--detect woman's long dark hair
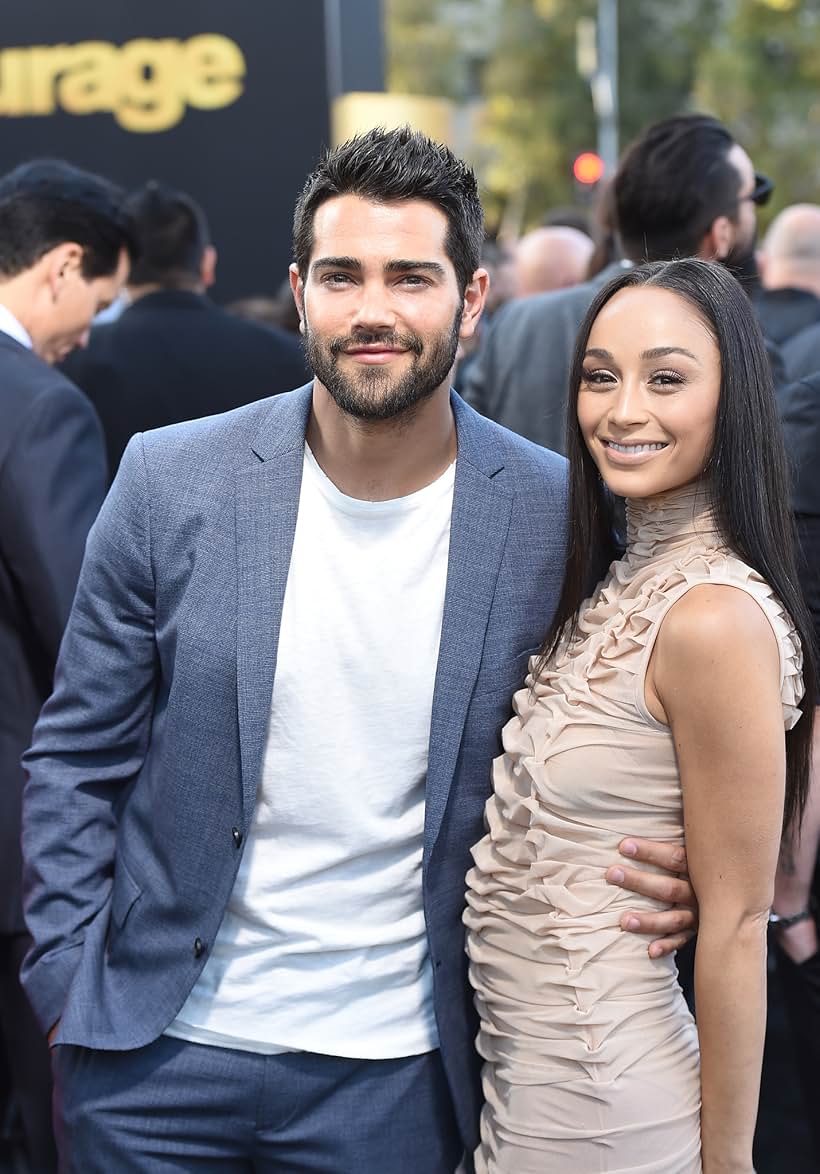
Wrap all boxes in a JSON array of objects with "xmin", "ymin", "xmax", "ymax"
[{"xmin": 538, "ymin": 257, "xmax": 817, "ymax": 832}]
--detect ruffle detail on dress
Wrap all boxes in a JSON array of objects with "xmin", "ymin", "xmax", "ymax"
[{"xmin": 464, "ymin": 483, "xmax": 806, "ymax": 1148}]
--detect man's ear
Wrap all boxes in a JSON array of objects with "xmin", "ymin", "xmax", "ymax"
[
  {"xmin": 200, "ymin": 245, "xmax": 217, "ymax": 288},
  {"xmin": 44, "ymin": 242, "xmax": 84, "ymax": 298},
  {"xmin": 700, "ymin": 216, "xmax": 733, "ymax": 262},
  {"xmin": 458, "ymin": 267, "xmax": 490, "ymax": 342},
  {"xmin": 289, "ymin": 263, "xmax": 306, "ymax": 333}
]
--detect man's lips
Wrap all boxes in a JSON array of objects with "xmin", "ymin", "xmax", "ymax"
[{"xmin": 342, "ymin": 346, "xmax": 408, "ymax": 364}]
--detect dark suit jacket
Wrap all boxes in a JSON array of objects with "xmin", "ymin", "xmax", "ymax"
[
  {"xmin": 61, "ymin": 290, "xmax": 309, "ymax": 480},
  {"xmin": 0, "ymin": 332, "xmax": 106, "ymax": 933},
  {"xmin": 779, "ymin": 372, "xmax": 820, "ymax": 648},
  {"xmin": 755, "ymin": 287, "xmax": 820, "ymax": 350},
  {"xmin": 784, "ymin": 320, "xmax": 820, "ymax": 383},
  {"xmin": 458, "ymin": 262, "xmax": 629, "ymax": 453},
  {"xmin": 22, "ymin": 387, "xmax": 567, "ymax": 1152}
]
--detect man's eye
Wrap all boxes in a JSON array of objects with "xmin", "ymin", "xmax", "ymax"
[
  {"xmin": 323, "ymin": 273, "xmax": 353, "ymax": 285},
  {"xmin": 400, "ymin": 274, "xmax": 428, "ymax": 287}
]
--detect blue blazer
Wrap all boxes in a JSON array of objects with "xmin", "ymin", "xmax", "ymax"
[{"xmin": 22, "ymin": 385, "xmax": 567, "ymax": 1151}]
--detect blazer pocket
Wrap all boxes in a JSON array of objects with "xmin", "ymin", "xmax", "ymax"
[{"xmin": 110, "ymin": 854, "xmax": 143, "ymax": 932}]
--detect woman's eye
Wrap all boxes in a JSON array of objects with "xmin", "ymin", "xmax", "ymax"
[
  {"xmin": 651, "ymin": 370, "xmax": 685, "ymax": 387},
  {"xmin": 581, "ymin": 368, "xmax": 615, "ymax": 385}
]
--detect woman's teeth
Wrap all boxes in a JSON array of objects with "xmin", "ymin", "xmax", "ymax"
[{"xmin": 606, "ymin": 441, "xmax": 667, "ymax": 453}]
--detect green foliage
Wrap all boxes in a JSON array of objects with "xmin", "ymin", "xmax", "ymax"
[
  {"xmin": 694, "ymin": 0, "xmax": 820, "ymax": 221},
  {"xmin": 385, "ymin": 0, "xmax": 820, "ymax": 231}
]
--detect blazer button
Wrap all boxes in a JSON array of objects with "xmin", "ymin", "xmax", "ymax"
[
  {"xmin": 193, "ymin": 937, "xmax": 205, "ymax": 958},
  {"xmin": 232, "ymin": 827, "xmax": 243, "ymax": 848}
]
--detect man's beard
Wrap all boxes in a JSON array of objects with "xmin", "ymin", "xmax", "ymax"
[
  {"xmin": 723, "ymin": 228, "xmax": 761, "ymax": 297},
  {"xmin": 303, "ymin": 308, "xmax": 462, "ymax": 422}
]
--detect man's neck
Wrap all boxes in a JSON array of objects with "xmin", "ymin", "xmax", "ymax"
[
  {"xmin": 0, "ymin": 276, "xmax": 36, "ymax": 338},
  {"xmin": 305, "ymin": 381, "xmax": 457, "ymax": 502},
  {"xmin": 127, "ymin": 280, "xmax": 204, "ymax": 303}
]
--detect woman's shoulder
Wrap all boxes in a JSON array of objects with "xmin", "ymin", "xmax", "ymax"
[
  {"xmin": 658, "ymin": 580, "xmax": 778, "ymax": 659},
  {"xmin": 653, "ymin": 559, "xmax": 804, "ymax": 728}
]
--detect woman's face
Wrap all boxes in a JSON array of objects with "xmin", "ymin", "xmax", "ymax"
[{"xmin": 577, "ymin": 286, "xmax": 721, "ymax": 501}]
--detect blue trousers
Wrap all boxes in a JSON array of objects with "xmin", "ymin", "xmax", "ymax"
[{"xmin": 52, "ymin": 1036, "xmax": 463, "ymax": 1172}]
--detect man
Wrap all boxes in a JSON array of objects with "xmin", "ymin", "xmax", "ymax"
[
  {"xmin": 462, "ymin": 113, "xmax": 771, "ymax": 452},
  {"xmin": 512, "ymin": 225, "xmax": 594, "ymax": 297},
  {"xmin": 756, "ymin": 203, "xmax": 820, "ymax": 350},
  {"xmin": 22, "ymin": 128, "xmax": 694, "ymax": 1172},
  {"xmin": 62, "ymin": 181, "xmax": 309, "ymax": 479},
  {"xmin": 0, "ymin": 158, "xmax": 133, "ymax": 1172},
  {"xmin": 757, "ymin": 205, "xmax": 820, "ymax": 381}
]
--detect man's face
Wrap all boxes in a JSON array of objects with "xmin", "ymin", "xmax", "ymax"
[
  {"xmin": 34, "ymin": 246, "xmax": 130, "ymax": 364},
  {"xmin": 291, "ymin": 195, "xmax": 481, "ymax": 422},
  {"xmin": 722, "ymin": 144, "xmax": 760, "ymax": 289}
]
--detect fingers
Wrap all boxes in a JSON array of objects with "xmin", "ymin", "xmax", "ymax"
[
  {"xmin": 645, "ymin": 931, "xmax": 695, "ymax": 959},
  {"xmin": 618, "ymin": 837, "xmax": 688, "ymax": 875},
  {"xmin": 606, "ymin": 864, "xmax": 696, "ymax": 908},
  {"xmin": 617, "ymin": 907, "xmax": 696, "ymax": 938}
]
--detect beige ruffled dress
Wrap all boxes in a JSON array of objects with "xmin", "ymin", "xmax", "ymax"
[{"xmin": 464, "ymin": 484, "xmax": 803, "ymax": 1174}]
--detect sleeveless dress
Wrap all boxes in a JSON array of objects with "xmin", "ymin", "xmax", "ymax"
[{"xmin": 464, "ymin": 484, "xmax": 803, "ymax": 1174}]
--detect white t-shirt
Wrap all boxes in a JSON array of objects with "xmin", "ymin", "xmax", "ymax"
[{"xmin": 167, "ymin": 444, "xmax": 455, "ymax": 1057}]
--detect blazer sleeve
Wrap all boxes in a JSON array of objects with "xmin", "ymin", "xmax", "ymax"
[
  {"xmin": 20, "ymin": 434, "xmax": 159, "ymax": 1033},
  {"xmin": 0, "ymin": 381, "xmax": 107, "ymax": 661}
]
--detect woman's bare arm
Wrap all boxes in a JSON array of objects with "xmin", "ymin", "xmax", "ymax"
[{"xmin": 650, "ymin": 583, "xmax": 787, "ymax": 1174}]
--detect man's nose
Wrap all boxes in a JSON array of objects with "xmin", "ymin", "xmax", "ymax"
[{"xmin": 350, "ymin": 281, "xmax": 396, "ymax": 332}]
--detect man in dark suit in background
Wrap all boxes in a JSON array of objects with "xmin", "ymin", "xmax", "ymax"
[
  {"xmin": 63, "ymin": 182, "xmax": 309, "ymax": 480},
  {"xmin": 0, "ymin": 158, "xmax": 134, "ymax": 1172}
]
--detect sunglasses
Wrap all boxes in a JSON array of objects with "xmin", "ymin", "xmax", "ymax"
[{"xmin": 742, "ymin": 172, "xmax": 774, "ymax": 207}]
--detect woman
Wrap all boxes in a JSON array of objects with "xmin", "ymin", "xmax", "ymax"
[{"xmin": 464, "ymin": 258, "xmax": 817, "ymax": 1173}]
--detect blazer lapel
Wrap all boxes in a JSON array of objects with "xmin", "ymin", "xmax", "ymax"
[
  {"xmin": 235, "ymin": 385, "xmax": 312, "ymax": 816},
  {"xmin": 424, "ymin": 395, "xmax": 514, "ymax": 861}
]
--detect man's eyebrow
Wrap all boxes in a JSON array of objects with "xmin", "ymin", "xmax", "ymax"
[
  {"xmin": 310, "ymin": 257, "xmax": 448, "ymax": 278},
  {"xmin": 384, "ymin": 259, "xmax": 447, "ymax": 277},
  {"xmin": 311, "ymin": 256, "xmax": 361, "ymax": 273}
]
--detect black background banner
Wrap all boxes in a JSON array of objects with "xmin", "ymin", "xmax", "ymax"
[{"xmin": 0, "ymin": 2, "xmax": 330, "ymax": 302}]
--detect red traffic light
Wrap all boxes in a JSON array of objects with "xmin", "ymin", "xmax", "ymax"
[{"xmin": 573, "ymin": 152, "xmax": 605, "ymax": 185}]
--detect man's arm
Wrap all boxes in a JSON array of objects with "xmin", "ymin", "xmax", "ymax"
[
  {"xmin": 20, "ymin": 434, "xmax": 159, "ymax": 1034},
  {"xmin": 0, "ymin": 382, "xmax": 107, "ymax": 656},
  {"xmin": 773, "ymin": 709, "xmax": 820, "ymax": 963}
]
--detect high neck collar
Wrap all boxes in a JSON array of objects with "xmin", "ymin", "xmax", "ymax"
[{"xmin": 625, "ymin": 481, "xmax": 722, "ymax": 563}]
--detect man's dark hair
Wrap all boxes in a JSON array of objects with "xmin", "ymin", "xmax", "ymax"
[
  {"xmin": 614, "ymin": 114, "xmax": 741, "ymax": 263},
  {"xmin": 0, "ymin": 158, "xmax": 137, "ymax": 279},
  {"xmin": 293, "ymin": 126, "xmax": 484, "ymax": 294},
  {"xmin": 538, "ymin": 257, "xmax": 817, "ymax": 835},
  {"xmin": 124, "ymin": 182, "xmax": 211, "ymax": 288}
]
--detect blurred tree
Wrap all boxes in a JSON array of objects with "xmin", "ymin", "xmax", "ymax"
[
  {"xmin": 385, "ymin": 0, "xmax": 464, "ymax": 100},
  {"xmin": 694, "ymin": 0, "xmax": 820, "ymax": 220},
  {"xmin": 385, "ymin": 0, "xmax": 816, "ymax": 232}
]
